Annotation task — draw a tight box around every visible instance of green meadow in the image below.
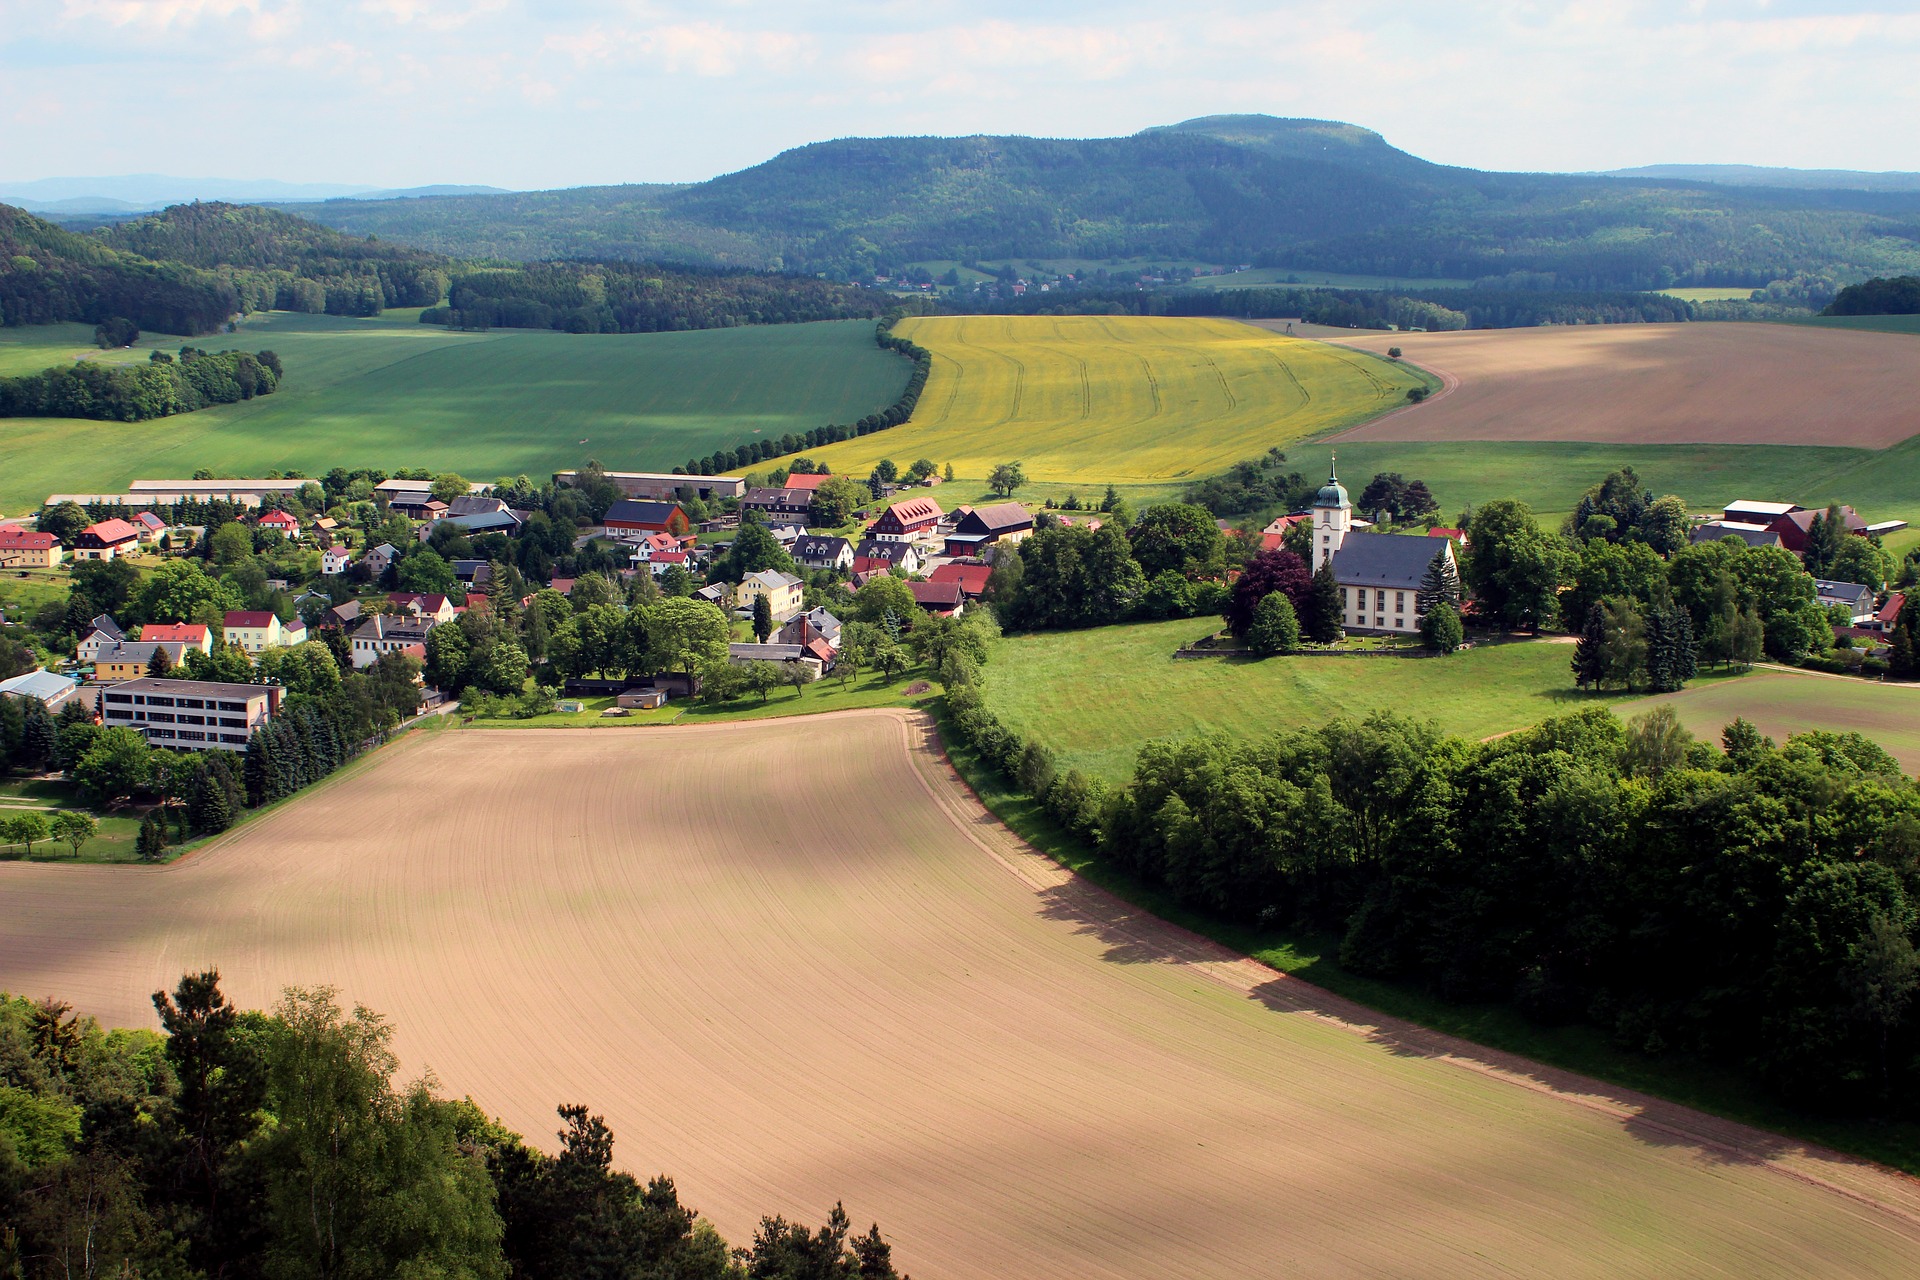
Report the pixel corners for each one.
[1623,670,1920,773]
[0,311,910,513]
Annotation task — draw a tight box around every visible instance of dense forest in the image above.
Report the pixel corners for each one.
[0,204,238,333]
[0,976,905,1279]
[1825,274,1920,315]
[0,346,282,421]
[284,115,1920,290]
[989,284,1696,329]
[425,260,892,333]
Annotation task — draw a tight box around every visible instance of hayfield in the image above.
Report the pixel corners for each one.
[0,311,908,514]
[1623,669,1920,772]
[782,315,1428,487]
[5,713,1919,1277]
[985,622,1592,781]
[1324,321,1920,449]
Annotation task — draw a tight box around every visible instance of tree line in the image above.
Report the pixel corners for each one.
[1824,275,1920,316]
[976,283,1697,329]
[0,974,906,1278]
[1,203,240,334]
[0,346,282,421]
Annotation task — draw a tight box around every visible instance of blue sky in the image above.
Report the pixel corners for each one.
[3,0,1917,188]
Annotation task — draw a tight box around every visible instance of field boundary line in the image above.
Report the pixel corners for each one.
[882,706,1920,1235]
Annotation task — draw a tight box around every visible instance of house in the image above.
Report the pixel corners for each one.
[726,642,825,678]
[776,606,842,650]
[363,543,400,576]
[131,511,168,544]
[1428,526,1468,546]
[1263,513,1311,537]
[97,676,279,752]
[0,668,81,711]
[321,545,354,576]
[944,502,1032,556]
[321,600,362,631]
[852,539,921,575]
[869,496,943,541]
[313,516,339,536]
[73,518,140,561]
[781,471,830,492]
[553,470,745,501]
[625,531,695,563]
[696,582,731,607]
[386,593,458,625]
[644,551,691,577]
[928,561,993,599]
[349,614,436,669]
[93,640,190,681]
[256,509,300,538]
[1814,579,1876,624]
[1310,459,1457,635]
[222,611,287,655]
[740,487,816,523]
[792,535,854,572]
[446,495,509,519]
[604,499,689,535]
[1690,520,1783,549]
[385,490,445,520]
[1770,506,1868,554]
[450,559,494,587]
[736,570,804,622]
[0,528,62,568]
[548,577,577,597]
[1723,500,1801,526]
[439,508,519,534]
[906,580,965,617]
[138,623,214,654]
[767,524,807,548]
[1875,592,1907,631]
[75,615,126,662]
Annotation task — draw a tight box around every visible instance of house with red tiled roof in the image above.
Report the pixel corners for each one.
[928,561,992,599]
[870,496,943,541]
[257,509,299,537]
[223,611,287,655]
[0,528,62,568]
[1875,591,1907,631]
[74,518,139,561]
[781,471,829,491]
[386,593,458,625]
[138,622,214,654]
[131,511,167,543]
[907,580,965,617]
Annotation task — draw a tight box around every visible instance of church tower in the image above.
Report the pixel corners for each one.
[1311,454,1351,573]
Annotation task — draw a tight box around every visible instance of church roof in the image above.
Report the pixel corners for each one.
[1312,457,1349,510]
[1332,531,1446,590]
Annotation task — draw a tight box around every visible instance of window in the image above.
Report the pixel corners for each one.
[1376,616,1385,627]
[106,692,130,704]
[1395,592,1405,613]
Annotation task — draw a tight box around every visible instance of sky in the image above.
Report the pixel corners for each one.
[3,0,1919,190]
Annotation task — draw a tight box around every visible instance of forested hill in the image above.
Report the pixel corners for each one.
[0,202,237,333]
[285,114,1920,290]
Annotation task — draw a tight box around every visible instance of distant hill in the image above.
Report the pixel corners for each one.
[0,203,238,333]
[0,175,512,213]
[1604,164,1920,193]
[282,116,1920,291]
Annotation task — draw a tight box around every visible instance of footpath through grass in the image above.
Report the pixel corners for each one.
[933,707,1920,1175]
[0,312,910,514]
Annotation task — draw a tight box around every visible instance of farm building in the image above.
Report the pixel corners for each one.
[1310,459,1456,635]
[871,496,943,541]
[73,518,139,561]
[907,580,966,617]
[727,642,825,678]
[1723,500,1801,526]
[97,676,280,752]
[1770,506,1868,554]
[945,502,1033,555]
[0,528,62,568]
[928,561,993,599]
[741,487,816,523]
[1691,521,1782,549]
[0,668,82,711]
[441,508,522,535]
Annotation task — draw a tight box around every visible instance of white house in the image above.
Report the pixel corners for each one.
[321,545,353,576]
[222,611,287,656]
[1311,458,1457,635]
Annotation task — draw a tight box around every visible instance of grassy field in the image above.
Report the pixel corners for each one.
[782,315,1430,488]
[0,311,910,514]
[8,715,1920,1277]
[1623,669,1920,771]
[458,669,941,730]
[985,622,1599,781]
[0,322,179,377]
[1660,286,1759,302]
[0,777,144,863]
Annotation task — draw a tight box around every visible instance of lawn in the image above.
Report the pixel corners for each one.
[778,314,1432,489]
[0,776,144,864]
[457,669,942,730]
[1622,668,1920,772]
[984,620,1598,781]
[0,322,182,378]
[0,311,911,514]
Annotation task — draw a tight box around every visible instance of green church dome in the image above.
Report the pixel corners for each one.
[1313,457,1349,509]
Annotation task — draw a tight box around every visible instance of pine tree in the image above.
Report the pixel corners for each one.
[1571,602,1607,689]
[243,729,272,808]
[147,645,174,676]
[18,697,57,770]
[1416,547,1462,616]
[200,777,233,833]
[137,811,166,861]
[1645,605,1697,693]
[1890,623,1916,679]
[1304,562,1344,644]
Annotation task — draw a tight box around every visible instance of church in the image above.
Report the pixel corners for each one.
[1310,458,1457,635]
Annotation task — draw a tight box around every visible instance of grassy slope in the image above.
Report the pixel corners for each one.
[0,311,909,513]
[1622,669,1920,772]
[777,315,1431,487]
[460,670,942,730]
[985,621,1605,781]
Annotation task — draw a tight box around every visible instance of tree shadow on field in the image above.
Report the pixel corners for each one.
[1033,881,1226,967]
[1239,974,1811,1171]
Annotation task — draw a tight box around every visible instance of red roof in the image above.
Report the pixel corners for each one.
[928,562,992,597]
[878,496,942,527]
[387,592,450,613]
[650,550,689,564]
[1429,527,1466,541]
[1259,533,1285,553]
[0,529,57,550]
[783,472,829,491]
[907,580,965,608]
[549,577,577,596]
[134,511,166,530]
[139,623,210,643]
[258,509,298,527]
[82,518,138,544]
[224,611,276,628]
[1880,592,1907,625]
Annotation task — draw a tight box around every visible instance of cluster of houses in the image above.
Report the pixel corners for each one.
[1694,498,1910,630]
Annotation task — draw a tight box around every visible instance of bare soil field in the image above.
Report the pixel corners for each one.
[1268,321,1920,448]
[6,712,1920,1277]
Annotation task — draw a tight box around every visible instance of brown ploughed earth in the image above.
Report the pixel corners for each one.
[1261,321,1920,448]
[6,712,1920,1277]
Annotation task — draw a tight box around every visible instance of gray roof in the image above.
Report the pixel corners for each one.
[351,615,434,642]
[1814,579,1873,605]
[86,614,125,642]
[94,640,188,666]
[0,669,78,702]
[854,538,914,562]
[728,643,806,661]
[792,535,851,561]
[1691,523,1781,549]
[441,510,522,532]
[1330,532,1447,591]
[104,676,276,698]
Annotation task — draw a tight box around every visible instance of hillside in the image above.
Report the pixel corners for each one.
[285,115,1920,290]
[0,202,237,332]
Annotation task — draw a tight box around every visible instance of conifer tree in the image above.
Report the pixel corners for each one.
[1416,547,1462,616]
[1572,602,1607,689]
[1645,605,1697,693]
[147,645,174,677]
[1304,562,1344,644]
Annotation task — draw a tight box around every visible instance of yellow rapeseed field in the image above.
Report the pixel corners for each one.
[789,314,1428,485]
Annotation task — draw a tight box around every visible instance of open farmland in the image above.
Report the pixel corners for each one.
[1623,669,1920,772]
[986,622,1588,781]
[1320,321,1920,449]
[12,716,1919,1278]
[784,315,1428,487]
[0,311,908,514]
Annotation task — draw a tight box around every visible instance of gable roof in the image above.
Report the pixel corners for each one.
[257,509,298,526]
[604,499,682,525]
[95,640,187,666]
[133,511,167,531]
[0,528,58,550]
[853,538,914,562]
[1813,579,1873,605]
[82,518,139,544]
[742,487,814,507]
[742,569,801,590]
[792,535,851,560]
[907,580,965,609]
[223,610,278,629]
[0,669,79,701]
[878,496,942,526]
[1879,592,1907,625]
[955,502,1031,536]
[782,472,829,491]
[139,623,210,643]
[446,495,508,517]
[1330,532,1448,590]
[1725,500,1800,518]
[1775,506,1867,534]
[85,614,125,642]
[928,562,992,597]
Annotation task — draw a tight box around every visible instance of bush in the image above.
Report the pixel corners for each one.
[1245,593,1301,656]
[1420,602,1464,654]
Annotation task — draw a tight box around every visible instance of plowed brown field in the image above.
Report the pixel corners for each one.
[6,712,1920,1277]
[1289,321,1920,447]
